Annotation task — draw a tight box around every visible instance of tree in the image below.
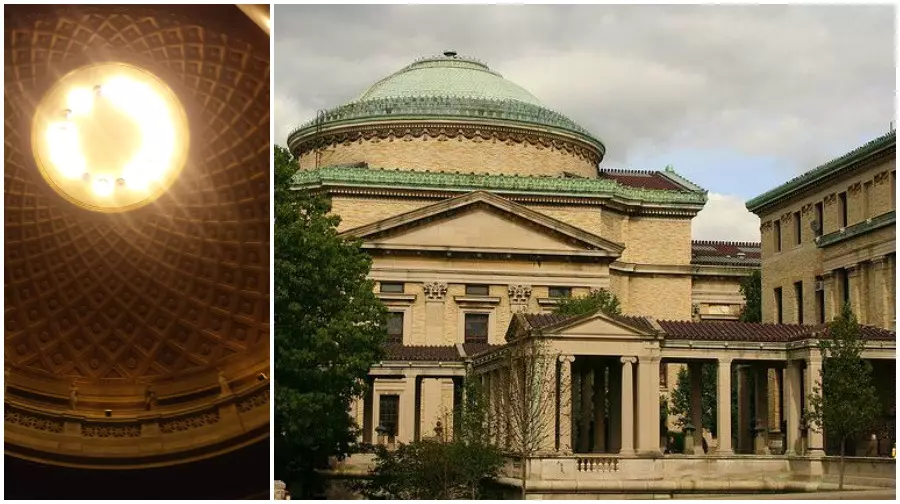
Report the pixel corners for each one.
[739,271,762,322]
[359,378,503,499]
[806,303,880,490]
[669,364,720,443]
[554,288,621,317]
[273,145,387,497]
[494,338,568,499]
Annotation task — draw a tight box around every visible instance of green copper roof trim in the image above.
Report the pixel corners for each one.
[292,166,708,206]
[816,210,895,248]
[287,96,606,155]
[747,131,896,213]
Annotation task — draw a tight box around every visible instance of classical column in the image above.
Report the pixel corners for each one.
[753,364,770,454]
[593,363,607,452]
[609,361,622,453]
[847,264,863,323]
[784,360,802,456]
[620,356,636,456]
[768,369,783,453]
[716,357,733,454]
[736,365,752,453]
[805,356,825,458]
[689,362,704,449]
[557,355,575,454]
[637,355,662,455]
[822,271,836,322]
[873,256,891,329]
[400,373,417,443]
[578,366,593,453]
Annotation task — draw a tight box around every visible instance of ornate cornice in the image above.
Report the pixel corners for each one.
[747,131,895,214]
[817,210,895,248]
[294,166,708,209]
[290,121,603,166]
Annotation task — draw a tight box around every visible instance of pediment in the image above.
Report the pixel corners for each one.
[555,315,653,340]
[514,310,658,341]
[342,191,624,258]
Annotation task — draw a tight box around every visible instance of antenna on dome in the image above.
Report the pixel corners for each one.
[443,50,458,58]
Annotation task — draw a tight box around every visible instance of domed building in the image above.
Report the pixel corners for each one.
[4,5,271,499]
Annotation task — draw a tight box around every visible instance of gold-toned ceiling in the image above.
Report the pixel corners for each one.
[4,4,270,467]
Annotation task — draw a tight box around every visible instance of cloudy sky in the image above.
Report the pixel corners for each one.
[274,5,895,242]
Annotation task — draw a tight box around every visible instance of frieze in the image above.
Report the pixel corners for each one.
[237,388,270,414]
[823,193,837,206]
[82,423,141,438]
[295,123,602,165]
[159,409,221,434]
[848,182,862,194]
[801,203,813,214]
[780,212,793,223]
[5,407,64,433]
[423,282,448,301]
[874,171,890,185]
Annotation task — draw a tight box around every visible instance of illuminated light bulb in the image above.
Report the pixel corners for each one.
[92,177,113,197]
[66,87,94,116]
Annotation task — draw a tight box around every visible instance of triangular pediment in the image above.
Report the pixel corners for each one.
[555,314,653,340]
[342,191,624,258]
[511,310,658,341]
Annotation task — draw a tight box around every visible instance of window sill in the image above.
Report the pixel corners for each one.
[454,295,501,306]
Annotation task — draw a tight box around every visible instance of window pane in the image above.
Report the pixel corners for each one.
[380,282,404,293]
[386,312,404,343]
[464,313,489,344]
[548,287,572,298]
[378,395,400,437]
[465,284,490,296]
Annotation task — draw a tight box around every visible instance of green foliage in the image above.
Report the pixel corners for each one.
[360,377,503,500]
[553,288,621,317]
[739,271,762,322]
[806,303,880,489]
[273,145,387,495]
[669,364,719,437]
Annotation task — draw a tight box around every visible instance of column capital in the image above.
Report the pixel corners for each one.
[717,356,734,366]
[871,255,889,267]
[846,264,860,277]
[558,354,575,364]
[620,356,637,365]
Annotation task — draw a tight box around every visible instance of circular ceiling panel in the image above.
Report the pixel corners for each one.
[4,5,270,468]
[31,61,191,212]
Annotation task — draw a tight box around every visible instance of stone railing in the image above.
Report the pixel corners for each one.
[576,455,619,473]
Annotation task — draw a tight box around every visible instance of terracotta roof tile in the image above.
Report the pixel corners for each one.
[524,312,656,333]
[599,169,684,191]
[658,320,895,343]
[382,344,462,361]
[462,342,499,357]
[691,240,761,267]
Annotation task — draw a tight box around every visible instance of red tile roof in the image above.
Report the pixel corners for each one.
[382,344,462,361]
[691,240,761,267]
[658,320,895,343]
[599,169,684,191]
[522,312,656,333]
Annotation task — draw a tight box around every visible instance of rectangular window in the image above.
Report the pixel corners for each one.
[464,313,489,344]
[386,312,404,344]
[863,181,873,220]
[774,287,783,324]
[840,268,850,307]
[892,171,896,210]
[793,211,801,245]
[659,364,668,388]
[815,278,825,324]
[794,281,804,325]
[838,192,848,228]
[814,202,824,236]
[380,282,404,293]
[378,395,400,438]
[548,286,572,298]
[774,220,782,252]
[465,284,490,296]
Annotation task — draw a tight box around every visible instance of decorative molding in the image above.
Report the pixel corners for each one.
[780,212,793,223]
[817,210,895,248]
[159,410,221,434]
[801,203,813,214]
[848,181,863,194]
[4,406,63,433]
[620,356,637,365]
[508,284,533,304]
[874,171,890,185]
[237,388,270,414]
[82,423,141,438]
[423,282,448,301]
[760,221,773,231]
[823,193,837,206]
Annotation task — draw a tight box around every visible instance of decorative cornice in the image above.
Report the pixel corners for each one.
[817,210,895,248]
[824,193,837,205]
[780,212,793,223]
[848,181,863,194]
[294,166,708,207]
[746,131,895,214]
[508,285,533,304]
[423,282,448,301]
[801,203,813,215]
[287,96,605,157]
[874,171,890,185]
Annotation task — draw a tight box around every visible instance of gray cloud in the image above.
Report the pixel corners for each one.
[274,5,894,241]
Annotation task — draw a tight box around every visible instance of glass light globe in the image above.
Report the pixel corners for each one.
[31,62,190,212]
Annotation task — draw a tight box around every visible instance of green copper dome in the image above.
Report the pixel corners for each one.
[288,52,605,160]
[353,54,544,106]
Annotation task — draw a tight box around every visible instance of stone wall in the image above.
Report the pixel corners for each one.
[298,135,598,178]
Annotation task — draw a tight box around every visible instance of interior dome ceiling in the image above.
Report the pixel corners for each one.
[4,4,270,466]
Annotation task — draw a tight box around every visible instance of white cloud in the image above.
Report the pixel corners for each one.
[691,193,761,242]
